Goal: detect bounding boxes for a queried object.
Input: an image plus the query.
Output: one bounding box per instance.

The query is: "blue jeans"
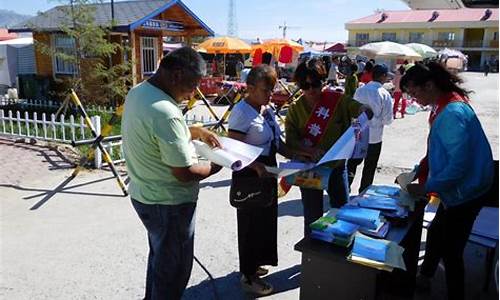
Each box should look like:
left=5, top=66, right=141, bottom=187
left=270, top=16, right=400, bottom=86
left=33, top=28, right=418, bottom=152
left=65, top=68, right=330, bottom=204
left=131, top=199, right=197, bottom=300
left=300, top=162, right=349, bottom=237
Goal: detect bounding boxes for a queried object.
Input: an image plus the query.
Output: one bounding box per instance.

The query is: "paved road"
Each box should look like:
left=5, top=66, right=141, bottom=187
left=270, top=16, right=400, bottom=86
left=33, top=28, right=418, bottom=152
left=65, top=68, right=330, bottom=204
left=1, top=73, right=498, bottom=299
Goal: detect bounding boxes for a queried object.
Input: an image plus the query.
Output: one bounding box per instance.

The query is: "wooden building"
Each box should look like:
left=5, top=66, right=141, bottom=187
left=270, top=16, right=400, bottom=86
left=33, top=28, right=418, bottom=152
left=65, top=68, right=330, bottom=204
left=8, top=0, right=214, bottom=84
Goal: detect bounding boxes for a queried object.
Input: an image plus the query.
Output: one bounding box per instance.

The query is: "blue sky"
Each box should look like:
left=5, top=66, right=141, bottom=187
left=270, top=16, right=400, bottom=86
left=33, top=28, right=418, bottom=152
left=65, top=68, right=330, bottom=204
left=1, top=0, right=409, bottom=41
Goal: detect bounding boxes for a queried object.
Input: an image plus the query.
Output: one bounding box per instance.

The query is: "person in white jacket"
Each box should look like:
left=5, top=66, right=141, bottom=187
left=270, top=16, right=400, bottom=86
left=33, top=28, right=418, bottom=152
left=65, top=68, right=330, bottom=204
left=347, top=63, right=394, bottom=193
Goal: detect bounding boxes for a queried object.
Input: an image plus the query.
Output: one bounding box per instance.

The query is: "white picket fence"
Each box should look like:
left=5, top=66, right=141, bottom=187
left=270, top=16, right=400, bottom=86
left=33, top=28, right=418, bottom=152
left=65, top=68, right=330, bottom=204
left=0, top=109, right=109, bottom=167
left=0, top=97, right=115, bottom=114
left=0, top=108, right=218, bottom=169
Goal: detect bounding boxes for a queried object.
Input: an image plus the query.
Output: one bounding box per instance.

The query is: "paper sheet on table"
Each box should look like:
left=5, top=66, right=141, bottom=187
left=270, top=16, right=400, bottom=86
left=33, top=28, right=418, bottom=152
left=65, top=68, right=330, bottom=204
left=348, top=254, right=394, bottom=272
left=350, top=233, right=406, bottom=271
left=192, top=136, right=263, bottom=171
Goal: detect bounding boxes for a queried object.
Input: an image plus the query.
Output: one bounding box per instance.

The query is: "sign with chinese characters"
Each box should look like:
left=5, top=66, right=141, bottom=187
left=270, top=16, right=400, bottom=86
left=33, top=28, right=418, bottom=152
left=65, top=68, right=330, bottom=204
left=142, top=19, right=184, bottom=31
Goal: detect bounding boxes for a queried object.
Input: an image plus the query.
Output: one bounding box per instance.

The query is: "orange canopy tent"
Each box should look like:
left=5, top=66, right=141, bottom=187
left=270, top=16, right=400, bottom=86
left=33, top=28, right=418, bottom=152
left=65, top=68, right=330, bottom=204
left=197, top=36, right=252, bottom=54
left=197, top=36, right=252, bottom=75
left=252, top=38, right=304, bottom=63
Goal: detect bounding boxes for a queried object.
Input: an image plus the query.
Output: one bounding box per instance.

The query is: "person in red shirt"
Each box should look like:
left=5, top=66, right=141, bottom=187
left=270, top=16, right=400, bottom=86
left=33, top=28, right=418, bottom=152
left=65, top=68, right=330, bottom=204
left=359, top=61, right=374, bottom=84
left=392, top=66, right=406, bottom=118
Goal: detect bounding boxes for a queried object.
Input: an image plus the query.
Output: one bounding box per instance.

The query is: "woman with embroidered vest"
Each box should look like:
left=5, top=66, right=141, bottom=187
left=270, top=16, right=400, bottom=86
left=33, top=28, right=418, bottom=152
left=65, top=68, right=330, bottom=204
left=285, top=58, right=372, bottom=237
left=228, top=65, right=308, bottom=296
left=399, top=61, right=494, bottom=300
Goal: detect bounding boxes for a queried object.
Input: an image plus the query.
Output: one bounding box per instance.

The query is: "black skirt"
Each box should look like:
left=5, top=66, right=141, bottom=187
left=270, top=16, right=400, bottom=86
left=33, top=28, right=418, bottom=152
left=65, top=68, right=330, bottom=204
left=232, top=154, right=278, bottom=276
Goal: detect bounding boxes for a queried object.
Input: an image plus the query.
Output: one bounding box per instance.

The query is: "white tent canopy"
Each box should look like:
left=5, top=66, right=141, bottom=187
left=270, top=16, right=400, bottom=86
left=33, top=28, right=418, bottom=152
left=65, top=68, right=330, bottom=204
left=359, top=41, right=422, bottom=60
left=405, top=43, right=437, bottom=59
left=438, top=48, right=467, bottom=60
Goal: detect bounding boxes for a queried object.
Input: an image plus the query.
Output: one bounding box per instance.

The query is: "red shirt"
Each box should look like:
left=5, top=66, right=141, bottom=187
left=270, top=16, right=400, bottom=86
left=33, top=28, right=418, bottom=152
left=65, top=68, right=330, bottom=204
left=359, top=71, right=373, bottom=84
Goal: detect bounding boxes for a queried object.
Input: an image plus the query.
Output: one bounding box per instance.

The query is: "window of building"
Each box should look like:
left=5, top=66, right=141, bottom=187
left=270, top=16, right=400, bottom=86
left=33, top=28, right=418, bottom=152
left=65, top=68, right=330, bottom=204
left=355, top=33, right=369, bottom=46
left=494, top=32, right=498, bottom=40
left=409, top=32, right=424, bottom=43
left=141, top=37, right=158, bottom=75
left=438, top=32, right=456, bottom=41
left=382, top=32, right=397, bottom=42
left=53, top=35, right=77, bottom=75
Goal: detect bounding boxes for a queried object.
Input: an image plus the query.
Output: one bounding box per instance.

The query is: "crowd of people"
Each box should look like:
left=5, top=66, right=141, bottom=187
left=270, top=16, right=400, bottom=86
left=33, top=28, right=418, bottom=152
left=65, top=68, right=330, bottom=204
left=121, top=47, right=494, bottom=300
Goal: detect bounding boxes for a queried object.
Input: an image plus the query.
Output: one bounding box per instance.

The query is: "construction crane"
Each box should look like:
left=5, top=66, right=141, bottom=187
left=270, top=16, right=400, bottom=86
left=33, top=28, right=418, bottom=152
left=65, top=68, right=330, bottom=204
left=279, top=21, right=300, bottom=39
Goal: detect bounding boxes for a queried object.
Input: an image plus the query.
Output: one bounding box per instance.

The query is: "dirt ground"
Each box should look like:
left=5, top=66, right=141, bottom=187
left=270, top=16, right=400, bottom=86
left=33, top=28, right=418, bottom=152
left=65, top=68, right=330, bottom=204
left=0, top=72, right=498, bottom=300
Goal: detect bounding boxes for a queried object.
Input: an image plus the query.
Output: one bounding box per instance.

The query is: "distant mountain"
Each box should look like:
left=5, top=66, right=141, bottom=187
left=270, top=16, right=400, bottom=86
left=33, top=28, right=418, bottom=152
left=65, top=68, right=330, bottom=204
left=0, top=9, right=32, bottom=28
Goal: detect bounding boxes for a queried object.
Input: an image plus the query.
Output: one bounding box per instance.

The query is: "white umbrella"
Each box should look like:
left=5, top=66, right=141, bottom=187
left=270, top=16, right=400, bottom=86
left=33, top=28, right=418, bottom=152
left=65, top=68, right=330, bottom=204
left=405, top=43, right=437, bottom=59
left=438, top=48, right=467, bottom=60
left=359, top=41, right=422, bottom=60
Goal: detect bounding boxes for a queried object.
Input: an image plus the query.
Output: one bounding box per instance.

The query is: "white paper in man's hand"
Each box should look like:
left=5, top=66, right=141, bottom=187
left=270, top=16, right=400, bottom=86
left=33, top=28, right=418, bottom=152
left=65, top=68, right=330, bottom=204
left=192, top=136, right=263, bottom=171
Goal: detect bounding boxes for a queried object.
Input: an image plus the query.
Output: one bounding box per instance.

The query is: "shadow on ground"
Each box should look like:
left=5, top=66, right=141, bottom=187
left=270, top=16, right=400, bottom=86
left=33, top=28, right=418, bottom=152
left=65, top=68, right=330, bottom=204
left=0, top=175, right=127, bottom=210
left=278, top=195, right=330, bottom=217
left=0, top=137, right=76, bottom=170
left=184, top=264, right=301, bottom=300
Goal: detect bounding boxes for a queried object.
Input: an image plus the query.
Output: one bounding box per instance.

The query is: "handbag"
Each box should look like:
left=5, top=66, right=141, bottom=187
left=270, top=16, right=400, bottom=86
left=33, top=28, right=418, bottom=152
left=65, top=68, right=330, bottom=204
left=229, top=107, right=278, bottom=209
left=230, top=176, right=276, bottom=209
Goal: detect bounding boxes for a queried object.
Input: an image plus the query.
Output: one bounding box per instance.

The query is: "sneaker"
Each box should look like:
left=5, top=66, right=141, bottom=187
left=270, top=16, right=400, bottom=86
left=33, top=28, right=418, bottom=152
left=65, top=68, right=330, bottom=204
left=415, top=274, right=431, bottom=292
left=240, top=275, right=273, bottom=296
left=256, top=266, right=269, bottom=276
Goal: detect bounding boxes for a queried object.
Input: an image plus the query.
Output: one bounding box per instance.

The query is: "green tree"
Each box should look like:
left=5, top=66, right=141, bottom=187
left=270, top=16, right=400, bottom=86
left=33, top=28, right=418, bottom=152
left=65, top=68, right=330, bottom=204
left=35, top=0, right=132, bottom=106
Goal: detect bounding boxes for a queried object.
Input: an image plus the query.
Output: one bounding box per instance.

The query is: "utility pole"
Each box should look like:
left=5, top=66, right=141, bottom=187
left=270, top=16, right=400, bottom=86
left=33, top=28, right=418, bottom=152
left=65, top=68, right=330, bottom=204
left=111, top=0, right=115, bottom=22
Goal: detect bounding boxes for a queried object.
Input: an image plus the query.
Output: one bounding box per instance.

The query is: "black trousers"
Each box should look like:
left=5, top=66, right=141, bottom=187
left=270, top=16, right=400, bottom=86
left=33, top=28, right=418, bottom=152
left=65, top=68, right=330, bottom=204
left=347, top=142, right=382, bottom=194
left=234, top=155, right=278, bottom=277
left=420, top=199, right=482, bottom=300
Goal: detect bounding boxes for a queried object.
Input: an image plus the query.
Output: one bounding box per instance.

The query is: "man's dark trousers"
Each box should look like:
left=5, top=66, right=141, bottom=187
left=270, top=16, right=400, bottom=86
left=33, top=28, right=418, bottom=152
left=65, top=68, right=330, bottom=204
left=132, top=199, right=196, bottom=300
left=347, top=142, right=382, bottom=193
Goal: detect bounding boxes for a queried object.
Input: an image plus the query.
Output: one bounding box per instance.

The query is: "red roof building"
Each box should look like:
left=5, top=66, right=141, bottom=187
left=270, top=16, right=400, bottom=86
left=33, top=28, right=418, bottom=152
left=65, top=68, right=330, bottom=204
left=345, top=8, right=498, bottom=70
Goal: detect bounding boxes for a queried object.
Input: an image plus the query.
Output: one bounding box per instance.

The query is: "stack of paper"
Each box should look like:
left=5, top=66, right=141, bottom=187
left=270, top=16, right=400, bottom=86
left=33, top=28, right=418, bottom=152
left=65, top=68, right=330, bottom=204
left=359, top=221, right=390, bottom=238
left=348, top=233, right=406, bottom=272
left=356, top=195, right=400, bottom=211
left=352, top=233, right=387, bottom=262
left=381, top=206, right=409, bottom=219
left=310, top=211, right=359, bottom=246
left=310, top=211, right=337, bottom=231
left=356, top=185, right=412, bottom=217
left=364, top=185, right=400, bottom=197
left=336, top=206, right=381, bottom=230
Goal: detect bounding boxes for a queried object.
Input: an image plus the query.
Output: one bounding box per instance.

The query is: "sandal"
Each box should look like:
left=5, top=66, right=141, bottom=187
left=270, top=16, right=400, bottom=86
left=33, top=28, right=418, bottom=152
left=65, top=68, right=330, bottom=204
left=256, top=266, right=269, bottom=276
left=240, top=275, right=273, bottom=296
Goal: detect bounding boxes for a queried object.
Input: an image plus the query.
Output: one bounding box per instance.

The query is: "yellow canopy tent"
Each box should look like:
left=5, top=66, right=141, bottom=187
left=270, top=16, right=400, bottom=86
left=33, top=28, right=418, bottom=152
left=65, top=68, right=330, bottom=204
left=197, top=36, right=252, bottom=75
left=252, top=38, right=304, bottom=58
